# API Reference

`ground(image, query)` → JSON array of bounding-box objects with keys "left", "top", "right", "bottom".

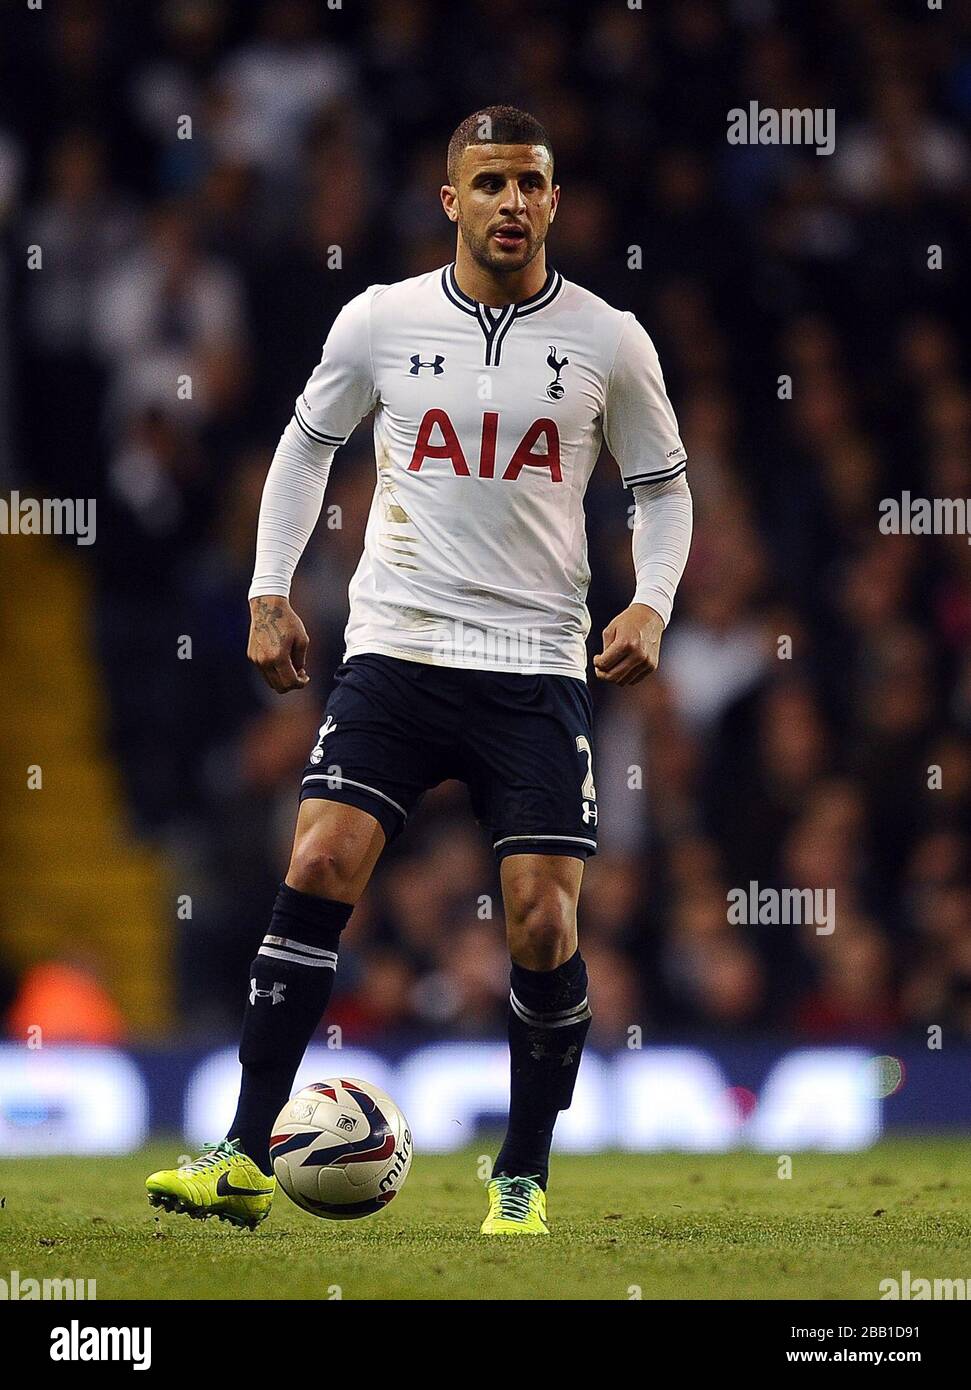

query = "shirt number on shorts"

[{"left": 575, "top": 734, "right": 597, "bottom": 801}]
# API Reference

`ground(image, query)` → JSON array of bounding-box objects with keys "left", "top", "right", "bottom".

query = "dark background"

[{"left": 0, "top": 0, "right": 969, "bottom": 1047}]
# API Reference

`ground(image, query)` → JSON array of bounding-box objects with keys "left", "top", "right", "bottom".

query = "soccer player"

[{"left": 147, "top": 106, "right": 692, "bottom": 1234}]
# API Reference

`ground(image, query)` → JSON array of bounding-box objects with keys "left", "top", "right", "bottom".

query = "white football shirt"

[{"left": 289, "top": 264, "right": 687, "bottom": 678}]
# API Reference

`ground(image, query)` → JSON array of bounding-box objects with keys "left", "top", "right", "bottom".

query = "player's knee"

[
  {"left": 506, "top": 880, "right": 576, "bottom": 968},
  {"left": 287, "top": 832, "right": 363, "bottom": 900}
]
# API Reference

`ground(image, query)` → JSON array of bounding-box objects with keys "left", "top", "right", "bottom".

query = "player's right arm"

[
  {"left": 247, "top": 287, "right": 380, "bottom": 692},
  {"left": 247, "top": 592, "right": 311, "bottom": 693}
]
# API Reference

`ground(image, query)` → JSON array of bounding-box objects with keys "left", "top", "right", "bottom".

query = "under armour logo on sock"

[
  {"left": 529, "top": 1038, "right": 580, "bottom": 1065},
  {"left": 250, "top": 979, "right": 286, "bottom": 1006}
]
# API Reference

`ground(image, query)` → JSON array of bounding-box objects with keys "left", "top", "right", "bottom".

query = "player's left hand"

[{"left": 593, "top": 603, "right": 664, "bottom": 685}]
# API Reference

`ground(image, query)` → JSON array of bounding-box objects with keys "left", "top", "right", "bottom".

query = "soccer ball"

[{"left": 270, "top": 1077, "right": 413, "bottom": 1220}]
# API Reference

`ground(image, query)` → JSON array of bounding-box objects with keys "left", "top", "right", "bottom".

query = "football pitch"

[{"left": 1, "top": 1139, "right": 968, "bottom": 1301}]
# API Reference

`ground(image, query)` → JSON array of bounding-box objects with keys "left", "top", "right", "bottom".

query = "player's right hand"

[{"left": 247, "top": 594, "right": 311, "bottom": 693}]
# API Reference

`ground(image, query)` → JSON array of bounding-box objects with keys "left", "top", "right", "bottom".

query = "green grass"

[{"left": 0, "top": 1140, "right": 968, "bottom": 1300}]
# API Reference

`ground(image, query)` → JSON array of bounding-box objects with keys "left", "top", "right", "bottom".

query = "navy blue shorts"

[{"left": 299, "top": 654, "right": 598, "bottom": 862}]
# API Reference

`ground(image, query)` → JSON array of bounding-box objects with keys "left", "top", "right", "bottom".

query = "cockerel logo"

[
  {"left": 546, "top": 346, "right": 569, "bottom": 399},
  {"left": 309, "top": 714, "right": 337, "bottom": 765}
]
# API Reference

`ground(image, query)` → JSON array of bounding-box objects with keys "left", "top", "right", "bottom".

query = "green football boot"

[
  {"left": 480, "top": 1175, "right": 550, "bottom": 1235},
  {"left": 146, "top": 1139, "right": 275, "bottom": 1229}
]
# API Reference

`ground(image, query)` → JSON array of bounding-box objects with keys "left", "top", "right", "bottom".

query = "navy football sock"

[
  {"left": 493, "top": 949, "right": 592, "bottom": 1189},
  {"left": 226, "top": 884, "right": 352, "bottom": 1174}
]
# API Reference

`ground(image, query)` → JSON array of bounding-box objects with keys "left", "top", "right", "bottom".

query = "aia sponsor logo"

[{"left": 407, "top": 409, "right": 561, "bottom": 481}]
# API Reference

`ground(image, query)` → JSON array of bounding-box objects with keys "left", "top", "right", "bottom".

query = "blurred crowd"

[{"left": 2, "top": 0, "right": 970, "bottom": 1044}]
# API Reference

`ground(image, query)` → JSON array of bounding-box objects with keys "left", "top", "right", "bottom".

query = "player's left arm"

[
  {"left": 596, "top": 313, "right": 693, "bottom": 685},
  {"left": 594, "top": 474, "right": 693, "bottom": 684}
]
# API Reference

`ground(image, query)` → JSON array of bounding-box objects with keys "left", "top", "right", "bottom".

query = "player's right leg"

[
  {"left": 148, "top": 653, "right": 453, "bottom": 1225},
  {"left": 146, "top": 799, "right": 384, "bottom": 1227}
]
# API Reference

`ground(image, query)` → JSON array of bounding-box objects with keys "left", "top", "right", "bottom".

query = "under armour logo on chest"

[{"left": 409, "top": 354, "right": 445, "bottom": 375}]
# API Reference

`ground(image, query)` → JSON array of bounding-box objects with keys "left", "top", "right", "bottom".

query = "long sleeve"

[
  {"left": 249, "top": 285, "right": 380, "bottom": 598},
  {"left": 248, "top": 418, "right": 338, "bottom": 598},
  {"left": 603, "top": 314, "right": 688, "bottom": 486},
  {"left": 630, "top": 473, "right": 693, "bottom": 627}
]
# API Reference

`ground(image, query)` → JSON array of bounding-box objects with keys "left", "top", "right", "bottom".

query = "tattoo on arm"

[{"left": 251, "top": 597, "right": 287, "bottom": 641}]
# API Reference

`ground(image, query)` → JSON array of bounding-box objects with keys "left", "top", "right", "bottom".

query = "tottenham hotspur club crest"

[
  {"left": 546, "top": 345, "right": 569, "bottom": 399},
  {"left": 309, "top": 714, "right": 337, "bottom": 765}
]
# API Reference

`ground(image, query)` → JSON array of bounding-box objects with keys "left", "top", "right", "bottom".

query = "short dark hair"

[{"left": 446, "top": 106, "right": 553, "bottom": 184}]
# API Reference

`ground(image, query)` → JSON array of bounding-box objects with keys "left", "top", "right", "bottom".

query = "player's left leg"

[
  {"left": 481, "top": 852, "right": 591, "bottom": 1235},
  {"left": 457, "top": 666, "right": 596, "bottom": 1233}
]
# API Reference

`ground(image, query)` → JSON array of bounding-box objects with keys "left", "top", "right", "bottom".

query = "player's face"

[{"left": 442, "top": 144, "right": 558, "bottom": 273}]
